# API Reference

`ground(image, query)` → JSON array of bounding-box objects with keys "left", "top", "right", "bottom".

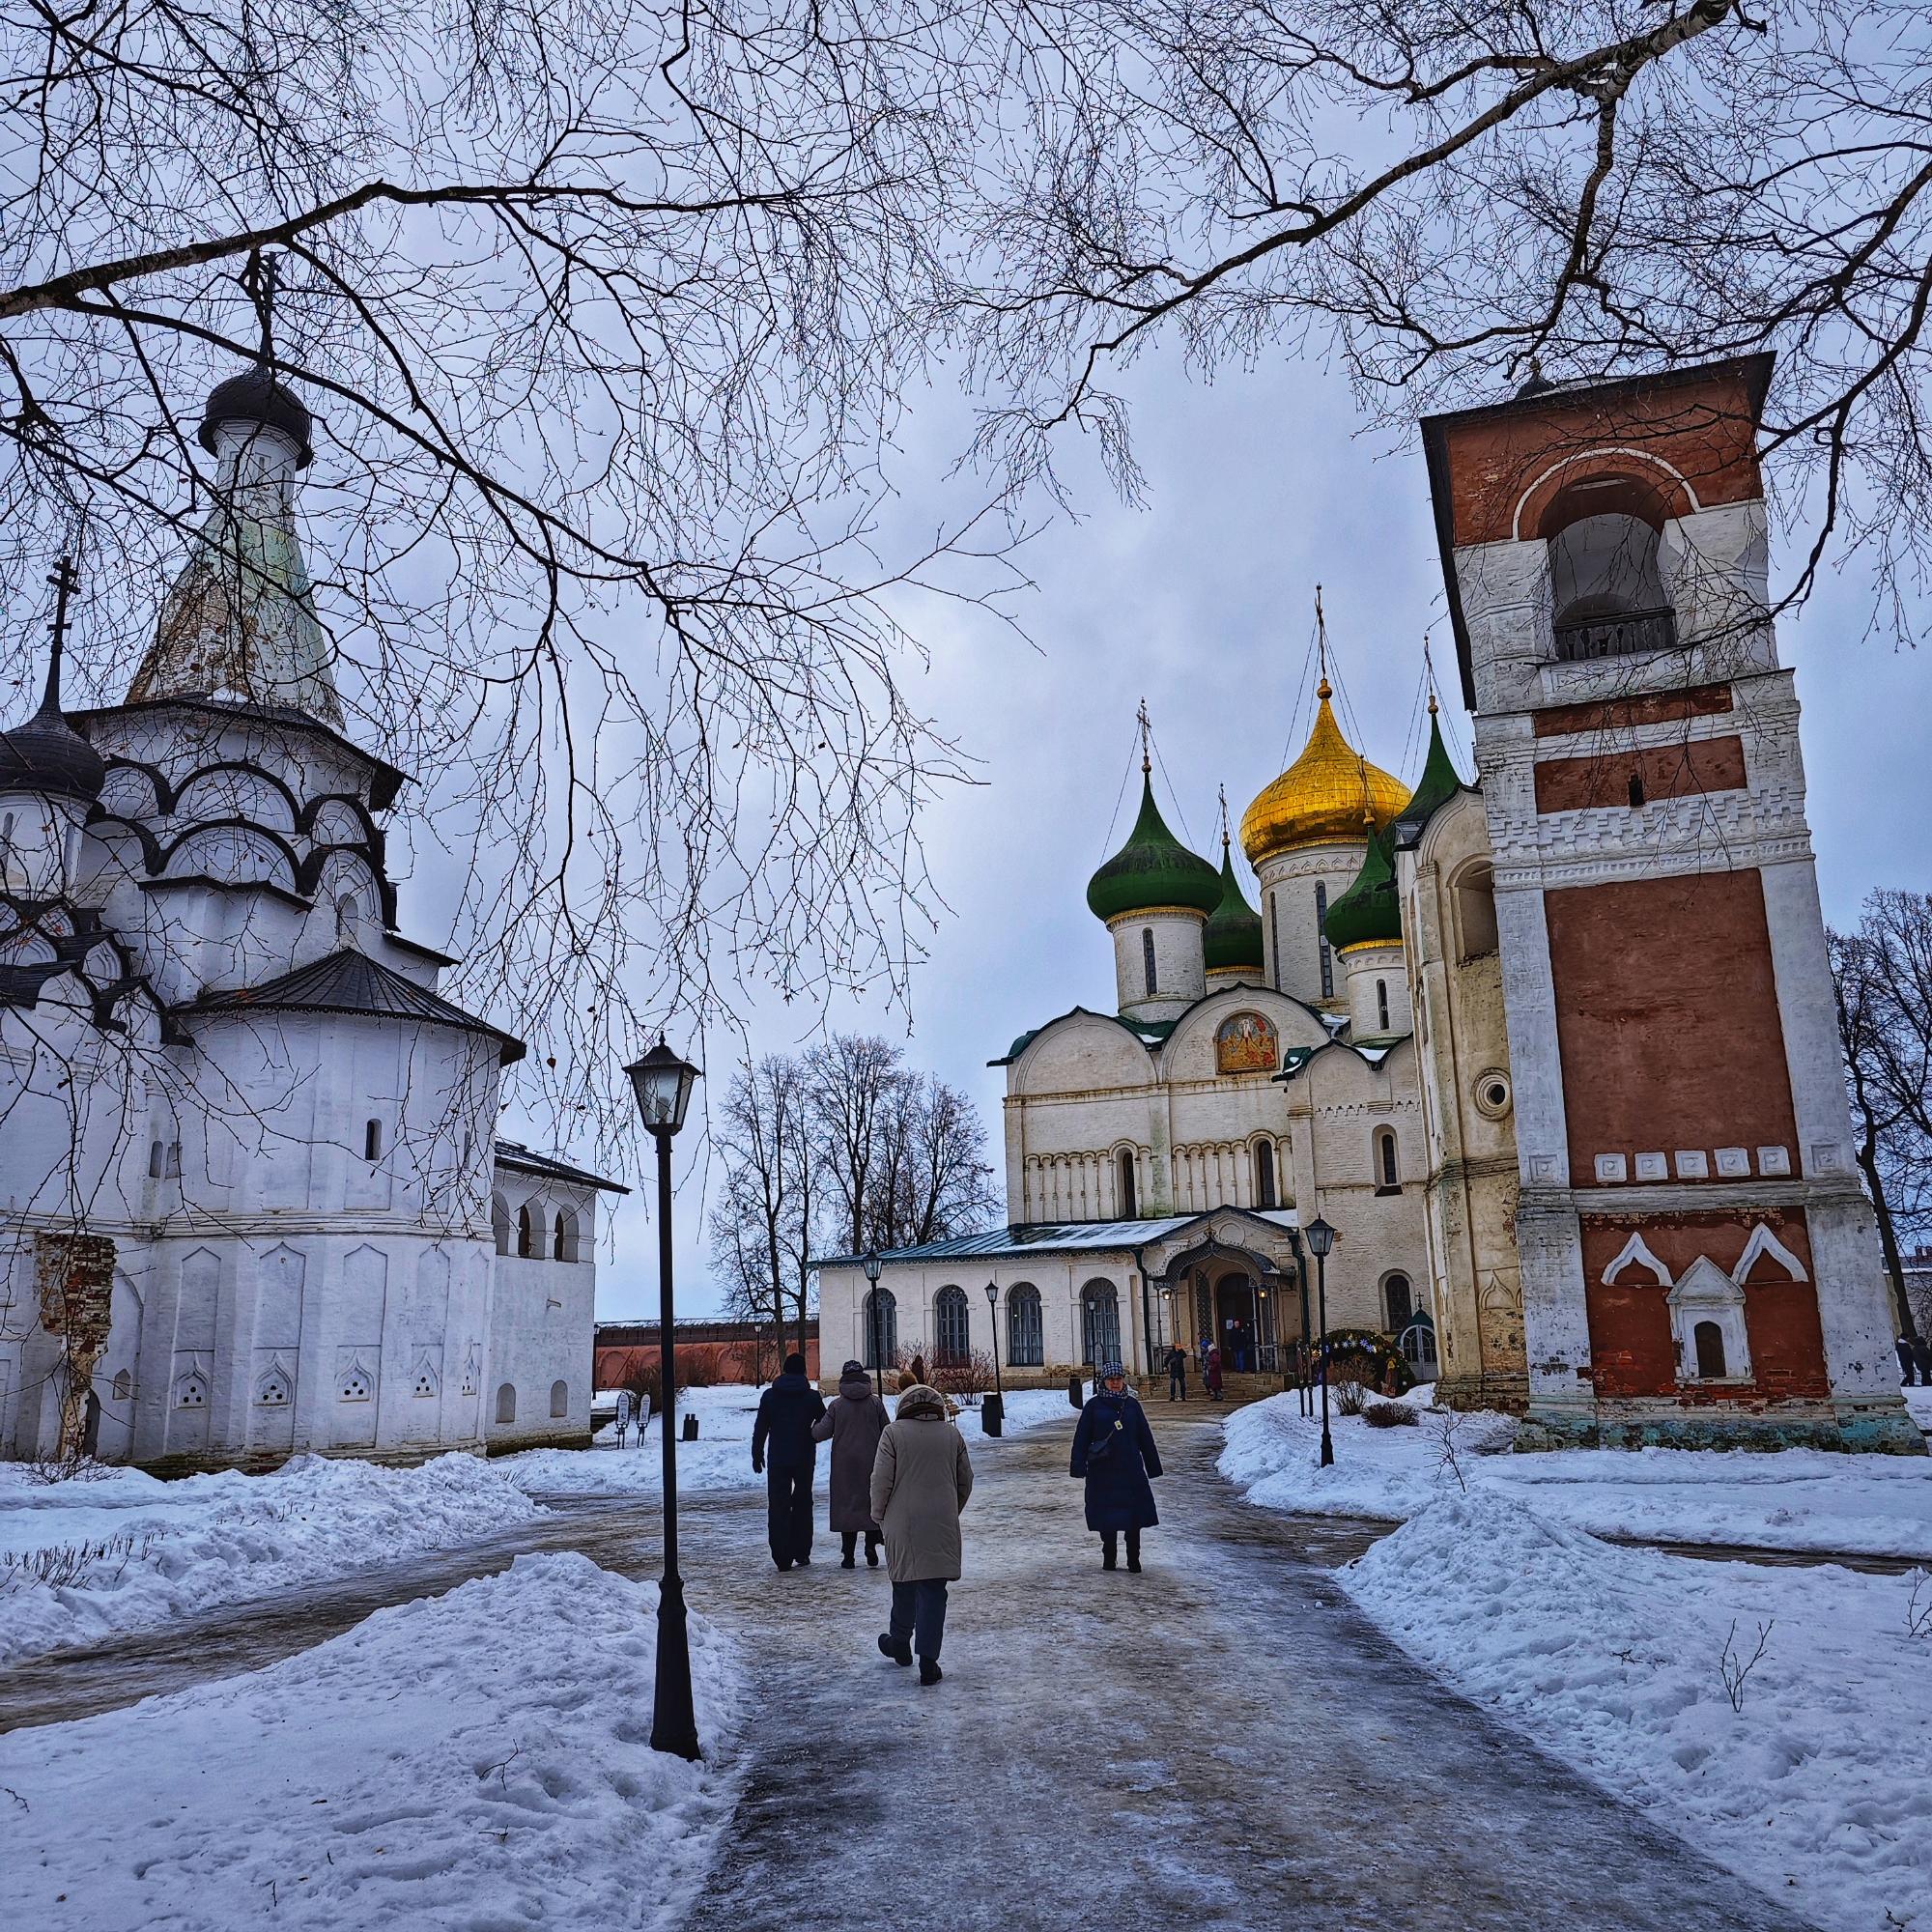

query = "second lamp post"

[
  {"left": 983, "top": 1281, "right": 1004, "bottom": 1435},
  {"left": 1304, "top": 1213, "right": 1337, "bottom": 1468}
]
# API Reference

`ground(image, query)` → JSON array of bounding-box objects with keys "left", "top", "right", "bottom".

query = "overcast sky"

[{"left": 577, "top": 350, "right": 1932, "bottom": 1323}]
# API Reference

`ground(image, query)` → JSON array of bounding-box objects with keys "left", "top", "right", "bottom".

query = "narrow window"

[
  {"left": 1377, "top": 979, "right": 1390, "bottom": 1032},
  {"left": 492, "top": 1194, "right": 512, "bottom": 1256},
  {"left": 1628, "top": 771, "right": 1646, "bottom": 810},
  {"left": 364, "top": 1119, "right": 383, "bottom": 1161},
  {"left": 517, "top": 1204, "right": 534, "bottom": 1259},
  {"left": 149, "top": 1140, "right": 164, "bottom": 1179},
  {"left": 1315, "top": 882, "right": 1333, "bottom": 1000},
  {"left": 1143, "top": 927, "right": 1157, "bottom": 997},
  {"left": 1375, "top": 1128, "right": 1399, "bottom": 1192},
  {"left": 165, "top": 1141, "right": 182, "bottom": 1179},
  {"left": 1385, "top": 1272, "right": 1413, "bottom": 1330},
  {"left": 553, "top": 1210, "right": 567, "bottom": 1261},
  {"left": 550, "top": 1378, "right": 569, "bottom": 1418},
  {"left": 1118, "top": 1148, "right": 1137, "bottom": 1218},
  {"left": 1693, "top": 1321, "right": 1727, "bottom": 1378},
  {"left": 496, "top": 1382, "right": 517, "bottom": 1424},
  {"left": 1255, "top": 1141, "right": 1277, "bottom": 1209},
  {"left": 1268, "top": 892, "right": 1281, "bottom": 991}
]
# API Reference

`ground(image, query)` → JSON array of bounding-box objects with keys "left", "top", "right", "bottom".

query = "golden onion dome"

[{"left": 1240, "top": 680, "right": 1410, "bottom": 866}]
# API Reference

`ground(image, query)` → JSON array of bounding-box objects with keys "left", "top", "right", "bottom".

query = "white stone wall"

[
  {"left": 1255, "top": 843, "right": 1365, "bottom": 1006},
  {"left": 1108, "top": 910, "right": 1207, "bottom": 1022}
]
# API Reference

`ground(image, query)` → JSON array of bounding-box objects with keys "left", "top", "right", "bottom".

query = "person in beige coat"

[{"left": 869, "top": 1381, "right": 974, "bottom": 1686}]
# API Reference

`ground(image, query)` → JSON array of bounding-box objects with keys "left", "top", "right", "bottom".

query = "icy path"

[{"left": 679, "top": 1413, "right": 1808, "bottom": 1932}]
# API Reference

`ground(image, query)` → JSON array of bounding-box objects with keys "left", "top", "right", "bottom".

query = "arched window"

[
  {"left": 1374, "top": 1128, "right": 1400, "bottom": 1192},
  {"left": 1384, "top": 1272, "right": 1413, "bottom": 1331},
  {"left": 1376, "top": 979, "right": 1390, "bottom": 1032},
  {"left": 1456, "top": 864, "right": 1498, "bottom": 959},
  {"left": 550, "top": 1378, "right": 569, "bottom": 1418},
  {"left": 1142, "top": 927, "right": 1157, "bottom": 997},
  {"left": 1314, "top": 882, "right": 1333, "bottom": 999},
  {"left": 1254, "top": 1140, "right": 1277, "bottom": 1209},
  {"left": 491, "top": 1193, "right": 512, "bottom": 1256},
  {"left": 1628, "top": 771, "right": 1646, "bottom": 810},
  {"left": 1007, "top": 1284, "right": 1044, "bottom": 1367},
  {"left": 863, "top": 1288, "right": 897, "bottom": 1369},
  {"left": 1693, "top": 1321, "right": 1727, "bottom": 1379},
  {"left": 364, "top": 1119, "right": 383, "bottom": 1161},
  {"left": 496, "top": 1382, "right": 517, "bottom": 1424},
  {"left": 553, "top": 1209, "right": 579, "bottom": 1262},
  {"left": 1543, "top": 478, "right": 1672, "bottom": 659},
  {"left": 1081, "top": 1281, "right": 1122, "bottom": 1366},
  {"left": 516, "top": 1204, "right": 535, "bottom": 1259},
  {"left": 1118, "top": 1147, "right": 1138, "bottom": 1218},
  {"left": 934, "top": 1285, "right": 971, "bottom": 1364},
  {"left": 149, "top": 1140, "right": 164, "bottom": 1179}
]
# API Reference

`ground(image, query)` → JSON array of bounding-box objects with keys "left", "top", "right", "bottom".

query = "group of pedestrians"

[
  {"left": 1163, "top": 1341, "right": 1224, "bottom": 1401},
  {"left": 747, "top": 1351, "right": 1165, "bottom": 1685}
]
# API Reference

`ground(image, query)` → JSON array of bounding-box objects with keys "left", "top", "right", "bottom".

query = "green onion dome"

[
  {"left": 1398, "top": 698, "right": 1465, "bottom": 836},
  {"left": 1203, "top": 839, "right": 1264, "bottom": 972},
  {"left": 1323, "top": 817, "right": 1403, "bottom": 954},
  {"left": 1087, "top": 775, "right": 1222, "bottom": 923}
]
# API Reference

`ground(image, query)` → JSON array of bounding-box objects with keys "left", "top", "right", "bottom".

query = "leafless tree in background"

[
  {"left": 805, "top": 1034, "right": 905, "bottom": 1256},
  {"left": 705, "top": 1054, "right": 817, "bottom": 1356},
  {"left": 869, "top": 1066, "right": 1001, "bottom": 1248},
  {"left": 1831, "top": 890, "right": 1932, "bottom": 1349}
]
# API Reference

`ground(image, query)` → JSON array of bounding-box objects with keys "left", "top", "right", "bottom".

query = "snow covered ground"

[
  {"left": 1343, "top": 1492, "right": 1931, "bottom": 1932},
  {"left": 1220, "top": 1389, "right": 1932, "bottom": 1559},
  {"left": 0, "top": 1451, "right": 543, "bottom": 1667},
  {"left": 0, "top": 1552, "right": 742, "bottom": 1931}
]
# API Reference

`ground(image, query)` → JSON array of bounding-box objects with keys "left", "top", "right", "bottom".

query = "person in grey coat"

[
  {"left": 869, "top": 1381, "right": 974, "bottom": 1686},
  {"left": 812, "top": 1358, "right": 889, "bottom": 1567}
]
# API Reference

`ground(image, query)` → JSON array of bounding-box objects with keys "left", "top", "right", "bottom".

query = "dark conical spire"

[
  {"left": 1203, "top": 818, "right": 1264, "bottom": 974},
  {"left": 1323, "top": 813, "right": 1403, "bottom": 954},
  {"left": 0, "top": 560, "right": 106, "bottom": 804},
  {"left": 1400, "top": 696, "right": 1466, "bottom": 836}
]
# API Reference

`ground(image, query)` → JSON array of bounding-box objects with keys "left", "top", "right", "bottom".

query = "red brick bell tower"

[{"left": 1421, "top": 357, "right": 1918, "bottom": 1450}]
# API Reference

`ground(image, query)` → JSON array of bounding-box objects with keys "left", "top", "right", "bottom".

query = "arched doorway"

[{"left": 1214, "top": 1272, "right": 1276, "bottom": 1374}]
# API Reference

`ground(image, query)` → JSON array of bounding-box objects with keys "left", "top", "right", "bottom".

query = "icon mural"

[{"left": 1215, "top": 1010, "right": 1279, "bottom": 1076}]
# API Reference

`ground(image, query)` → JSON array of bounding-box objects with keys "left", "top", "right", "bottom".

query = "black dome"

[
  {"left": 0, "top": 693, "right": 105, "bottom": 805},
  {"left": 198, "top": 365, "right": 314, "bottom": 468}
]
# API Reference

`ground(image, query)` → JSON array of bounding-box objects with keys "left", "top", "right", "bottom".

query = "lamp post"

[
  {"left": 1305, "top": 1214, "right": 1336, "bottom": 1467},
  {"left": 863, "top": 1247, "right": 884, "bottom": 1390},
  {"left": 624, "top": 1037, "right": 702, "bottom": 1760},
  {"left": 983, "top": 1282, "right": 1004, "bottom": 1435}
]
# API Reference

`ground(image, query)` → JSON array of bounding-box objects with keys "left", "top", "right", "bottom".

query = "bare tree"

[
  {"left": 870, "top": 1067, "right": 1001, "bottom": 1247},
  {"left": 806, "top": 1034, "right": 904, "bottom": 1256},
  {"left": 1831, "top": 891, "right": 1932, "bottom": 1350},
  {"left": 0, "top": 0, "right": 1031, "bottom": 1169},
  {"left": 705, "top": 1054, "right": 818, "bottom": 1358},
  {"left": 961, "top": 0, "right": 1932, "bottom": 631}
]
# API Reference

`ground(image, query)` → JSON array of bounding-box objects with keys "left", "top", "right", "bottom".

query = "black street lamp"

[
  {"left": 1304, "top": 1214, "right": 1336, "bottom": 1467},
  {"left": 863, "top": 1247, "right": 884, "bottom": 1387},
  {"left": 983, "top": 1281, "right": 1005, "bottom": 1435},
  {"left": 624, "top": 1037, "right": 702, "bottom": 1760}
]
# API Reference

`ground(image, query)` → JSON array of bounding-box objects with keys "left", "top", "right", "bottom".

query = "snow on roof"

[{"left": 818, "top": 1208, "right": 1300, "bottom": 1269}]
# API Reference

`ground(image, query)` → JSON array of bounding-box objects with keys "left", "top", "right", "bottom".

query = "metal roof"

[
  {"left": 177, "top": 947, "right": 526, "bottom": 1064},
  {"left": 495, "top": 1139, "right": 630, "bottom": 1195},
  {"left": 818, "top": 1208, "right": 1300, "bottom": 1269}
]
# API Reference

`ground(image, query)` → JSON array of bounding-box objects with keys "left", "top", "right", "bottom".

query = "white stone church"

[{"left": 0, "top": 366, "right": 623, "bottom": 1471}]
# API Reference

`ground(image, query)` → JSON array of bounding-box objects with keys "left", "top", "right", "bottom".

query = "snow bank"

[
  {"left": 1342, "top": 1492, "right": 1931, "bottom": 1932},
  {"left": 1221, "top": 1391, "right": 1932, "bottom": 1559},
  {"left": 0, "top": 1452, "right": 543, "bottom": 1665},
  {"left": 0, "top": 1551, "right": 742, "bottom": 1931}
]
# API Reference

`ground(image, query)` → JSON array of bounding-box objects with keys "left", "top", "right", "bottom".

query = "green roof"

[
  {"left": 1086, "top": 775, "right": 1221, "bottom": 923},
  {"left": 1323, "top": 823, "right": 1403, "bottom": 953},
  {"left": 1392, "top": 705, "right": 1466, "bottom": 841},
  {"left": 1202, "top": 841, "right": 1264, "bottom": 972}
]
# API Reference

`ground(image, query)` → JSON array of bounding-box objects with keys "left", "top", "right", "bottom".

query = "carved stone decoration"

[{"left": 35, "top": 1230, "right": 118, "bottom": 1461}]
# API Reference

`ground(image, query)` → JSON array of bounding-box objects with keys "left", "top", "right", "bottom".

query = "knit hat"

[
  {"left": 1097, "top": 1360, "right": 1126, "bottom": 1382},
  {"left": 783, "top": 1351, "right": 807, "bottom": 1375},
  {"left": 895, "top": 1383, "right": 945, "bottom": 1420},
  {"left": 840, "top": 1358, "right": 866, "bottom": 1378}
]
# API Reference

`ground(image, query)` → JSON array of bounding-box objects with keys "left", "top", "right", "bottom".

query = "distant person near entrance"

[
  {"left": 813, "top": 1358, "right": 889, "bottom": 1566},
  {"left": 871, "top": 1380, "right": 975, "bottom": 1686},
  {"left": 1166, "top": 1342, "right": 1187, "bottom": 1402},
  {"left": 752, "top": 1352, "right": 826, "bottom": 1571},
  {"left": 1071, "top": 1363, "right": 1163, "bottom": 1572},
  {"left": 1205, "top": 1345, "right": 1224, "bottom": 1402}
]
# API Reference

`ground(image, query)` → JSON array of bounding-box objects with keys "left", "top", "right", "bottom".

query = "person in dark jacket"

[
  {"left": 752, "top": 1353, "right": 827, "bottom": 1571},
  {"left": 1205, "top": 1345, "right": 1224, "bottom": 1401},
  {"left": 1898, "top": 1335, "right": 1918, "bottom": 1386},
  {"left": 1165, "top": 1343, "right": 1187, "bottom": 1402},
  {"left": 1070, "top": 1362, "right": 1163, "bottom": 1571},
  {"left": 812, "top": 1358, "right": 889, "bottom": 1566}
]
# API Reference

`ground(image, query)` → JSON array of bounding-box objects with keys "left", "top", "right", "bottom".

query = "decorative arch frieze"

[
  {"left": 1600, "top": 1231, "right": 1673, "bottom": 1288},
  {"left": 1733, "top": 1222, "right": 1807, "bottom": 1284}
]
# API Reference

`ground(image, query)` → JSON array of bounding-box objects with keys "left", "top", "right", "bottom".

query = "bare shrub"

[
  {"left": 929, "top": 1350, "right": 996, "bottom": 1401},
  {"left": 1333, "top": 1379, "right": 1367, "bottom": 1418},
  {"left": 0, "top": 1529, "right": 153, "bottom": 1596},
  {"left": 1431, "top": 1407, "right": 1469, "bottom": 1494},
  {"left": 1718, "top": 1620, "right": 1774, "bottom": 1714},
  {"left": 1363, "top": 1402, "right": 1418, "bottom": 1429},
  {"left": 1906, "top": 1571, "right": 1932, "bottom": 1642}
]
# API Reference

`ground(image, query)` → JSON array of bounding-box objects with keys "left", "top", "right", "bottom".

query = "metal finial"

[
  {"left": 1136, "top": 696, "right": 1151, "bottom": 776},
  {"left": 1423, "top": 633, "right": 1439, "bottom": 715},
  {"left": 1218, "top": 782, "right": 1231, "bottom": 850},
  {"left": 1315, "top": 585, "right": 1332, "bottom": 700},
  {"left": 240, "top": 249, "right": 284, "bottom": 363},
  {"left": 41, "top": 556, "right": 78, "bottom": 716}
]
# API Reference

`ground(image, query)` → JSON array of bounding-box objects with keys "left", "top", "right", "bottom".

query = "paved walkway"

[{"left": 680, "top": 1411, "right": 1809, "bottom": 1932}]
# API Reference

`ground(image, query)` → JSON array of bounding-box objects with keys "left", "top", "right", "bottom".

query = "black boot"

[
  {"left": 919, "top": 1657, "right": 943, "bottom": 1686},
  {"left": 841, "top": 1532, "right": 857, "bottom": 1569},
  {"left": 866, "top": 1538, "right": 881, "bottom": 1569},
  {"left": 1126, "top": 1532, "right": 1142, "bottom": 1574},
  {"left": 878, "top": 1632, "right": 912, "bottom": 1666},
  {"left": 1101, "top": 1537, "right": 1117, "bottom": 1572}
]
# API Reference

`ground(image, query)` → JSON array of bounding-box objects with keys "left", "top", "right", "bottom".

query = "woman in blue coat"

[{"left": 1070, "top": 1362, "right": 1163, "bottom": 1571}]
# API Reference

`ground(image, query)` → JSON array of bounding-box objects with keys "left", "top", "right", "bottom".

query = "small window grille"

[
  {"left": 1142, "top": 927, "right": 1157, "bottom": 997},
  {"left": 257, "top": 1369, "right": 292, "bottom": 1406},
  {"left": 1315, "top": 883, "right": 1333, "bottom": 999},
  {"left": 338, "top": 1364, "right": 373, "bottom": 1403},
  {"left": 364, "top": 1119, "right": 383, "bottom": 1161},
  {"left": 1377, "top": 979, "right": 1390, "bottom": 1032},
  {"left": 175, "top": 1373, "right": 208, "bottom": 1409}
]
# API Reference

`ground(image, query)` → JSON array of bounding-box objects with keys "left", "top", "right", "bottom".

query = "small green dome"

[
  {"left": 1087, "top": 775, "right": 1221, "bottom": 923},
  {"left": 1203, "top": 841, "right": 1264, "bottom": 972},
  {"left": 1324, "top": 821, "right": 1403, "bottom": 953},
  {"left": 1397, "top": 701, "right": 1465, "bottom": 838}
]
